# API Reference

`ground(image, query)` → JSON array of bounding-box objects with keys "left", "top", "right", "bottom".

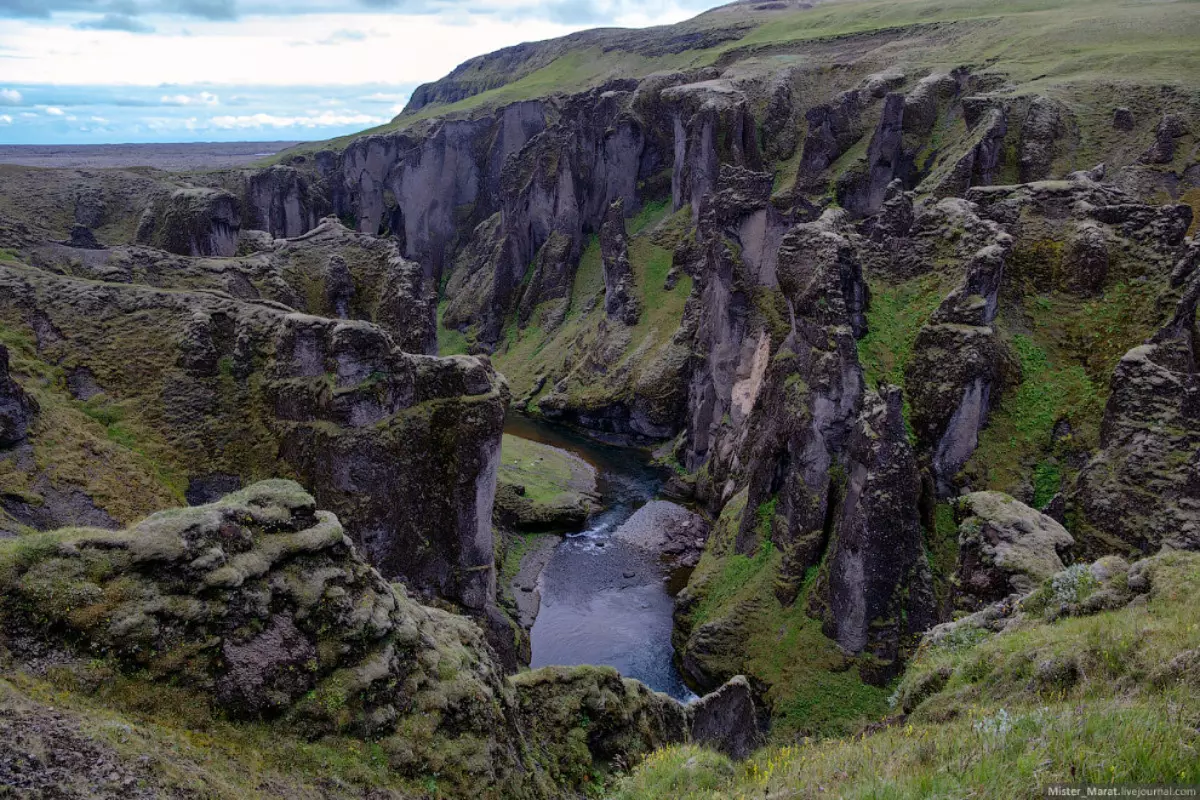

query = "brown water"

[{"left": 504, "top": 413, "right": 696, "bottom": 702}]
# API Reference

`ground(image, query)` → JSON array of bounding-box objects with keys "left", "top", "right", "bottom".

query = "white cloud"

[
  {"left": 0, "top": 115, "right": 13, "bottom": 125},
  {"left": 208, "top": 110, "right": 388, "bottom": 129},
  {"left": 160, "top": 91, "right": 220, "bottom": 105},
  {"left": 361, "top": 91, "right": 408, "bottom": 103},
  {"left": 0, "top": 89, "right": 22, "bottom": 105},
  {"left": 0, "top": 13, "right": 628, "bottom": 86},
  {"left": 45, "top": 106, "right": 65, "bottom": 115}
]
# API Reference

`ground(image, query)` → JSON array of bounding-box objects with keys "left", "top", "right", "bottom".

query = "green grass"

[
  {"left": 618, "top": 551, "right": 1200, "bottom": 799},
  {"left": 0, "top": 319, "right": 187, "bottom": 525},
  {"left": 2, "top": 672, "right": 424, "bottom": 799},
  {"left": 680, "top": 493, "right": 892, "bottom": 739},
  {"left": 858, "top": 273, "right": 955, "bottom": 389},
  {"left": 437, "top": 299, "right": 471, "bottom": 356},
  {"left": 491, "top": 202, "right": 692, "bottom": 404},
  {"left": 966, "top": 331, "right": 1103, "bottom": 495},
  {"left": 269, "top": 0, "right": 1200, "bottom": 166},
  {"left": 498, "top": 434, "right": 591, "bottom": 505}
]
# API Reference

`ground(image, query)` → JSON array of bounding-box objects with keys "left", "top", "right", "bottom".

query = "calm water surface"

[{"left": 504, "top": 413, "right": 696, "bottom": 702}]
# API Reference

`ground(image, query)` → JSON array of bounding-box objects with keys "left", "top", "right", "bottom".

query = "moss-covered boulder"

[
  {"left": 136, "top": 188, "right": 241, "bottom": 257},
  {"left": 0, "top": 481, "right": 542, "bottom": 797},
  {"left": 952, "top": 491, "right": 1074, "bottom": 611},
  {"left": 494, "top": 434, "right": 597, "bottom": 532}
]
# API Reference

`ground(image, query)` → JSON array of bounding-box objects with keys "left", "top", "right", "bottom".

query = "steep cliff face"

[
  {"left": 1072, "top": 244, "right": 1200, "bottom": 555},
  {"left": 0, "top": 261, "right": 503, "bottom": 621},
  {"left": 136, "top": 187, "right": 241, "bottom": 257},
  {"left": 0, "top": 484, "right": 761, "bottom": 797}
]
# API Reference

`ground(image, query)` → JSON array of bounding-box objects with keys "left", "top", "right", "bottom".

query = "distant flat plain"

[{"left": 0, "top": 141, "right": 301, "bottom": 171}]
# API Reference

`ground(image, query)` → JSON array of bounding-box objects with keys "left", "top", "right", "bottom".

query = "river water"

[{"left": 503, "top": 414, "right": 697, "bottom": 702}]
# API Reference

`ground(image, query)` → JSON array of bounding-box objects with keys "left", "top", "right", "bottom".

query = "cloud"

[
  {"left": 0, "top": 0, "right": 240, "bottom": 20},
  {"left": 0, "top": 88, "right": 22, "bottom": 105},
  {"left": 75, "top": 13, "right": 156, "bottom": 33},
  {"left": 0, "top": 114, "right": 12, "bottom": 124},
  {"left": 45, "top": 106, "right": 65, "bottom": 115},
  {"left": 163, "top": 0, "right": 238, "bottom": 20},
  {"left": 360, "top": 91, "right": 408, "bottom": 103},
  {"left": 209, "top": 110, "right": 387, "bottom": 129},
  {"left": 160, "top": 91, "right": 220, "bottom": 105}
]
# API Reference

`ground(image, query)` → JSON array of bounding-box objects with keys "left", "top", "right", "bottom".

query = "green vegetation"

[
  {"left": 0, "top": 319, "right": 186, "bottom": 525},
  {"left": 619, "top": 551, "right": 1200, "bottom": 799},
  {"left": 437, "top": 299, "right": 471, "bottom": 356},
  {"left": 2, "top": 673, "right": 420, "bottom": 798},
  {"left": 858, "top": 273, "right": 955, "bottom": 389},
  {"left": 680, "top": 493, "right": 892, "bottom": 739},
  {"left": 966, "top": 331, "right": 1102, "bottom": 496},
  {"left": 269, "top": 0, "right": 1200, "bottom": 168},
  {"left": 492, "top": 202, "right": 693, "bottom": 409},
  {"left": 499, "top": 434, "right": 593, "bottom": 507}
]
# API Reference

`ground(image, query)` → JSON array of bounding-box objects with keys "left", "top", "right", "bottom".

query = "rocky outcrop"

[
  {"left": 0, "top": 481, "right": 538, "bottom": 796},
  {"left": 0, "top": 264, "right": 505, "bottom": 619},
  {"left": 66, "top": 224, "right": 103, "bottom": 250},
  {"left": 664, "top": 79, "right": 762, "bottom": 217},
  {"left": 243, "top": 166, "right": 327, "bottom": 239},
  {"left": 136, "top": 188, "right": 241, "bottom": 257},
  {"left": 1139, "top": 113, "right": 1190, "bottom": 165},
  {"left": 441, "top": 86, "right": 652, "bottom": 346},
  {"left": 601, "top": 200, "right": 641, "bottom": 325},
  {"left": 795, "top": 88, "right": 865, "bottom": 195},
  {"left": 812, "top": 388, "right": 935, "bottom": 682},
  {"left": 952, "top": 491, "right": 1075, "bottom": 611},
  {"left": 31, "top": 216, "right": 437, "bottom": 356},
  {"left": 0, "top": 344, "right": 38, "bottom": 448},
  {"left": 1072, "top": 249, "right": 1200, "bottom": 555},
  {"left": 687, "top": 674, "right": 762, "bottom": 760},
  {"left": 906, "top": 227, "right": 1013, "bottom": 496}
]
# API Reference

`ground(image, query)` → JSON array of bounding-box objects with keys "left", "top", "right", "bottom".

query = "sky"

[{"left": 0, "top": 0, "right": 715, "bottom": 145}]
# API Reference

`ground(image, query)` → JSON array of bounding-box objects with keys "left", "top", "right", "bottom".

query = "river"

[{"left": 503, "top": 413, "right": 697, "bottom": 702}]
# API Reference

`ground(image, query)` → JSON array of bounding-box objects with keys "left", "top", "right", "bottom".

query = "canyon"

[{"left": 0, "top": 0, "right": 1199, "bottom": 796}]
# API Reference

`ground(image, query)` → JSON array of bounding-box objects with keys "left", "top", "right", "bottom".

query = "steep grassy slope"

[
  {"left": 619, "top": 551, "right": 1200, "bottom": 798},
  {"left": 273, "top": 0, "right": 1200, "bottom": 162}
]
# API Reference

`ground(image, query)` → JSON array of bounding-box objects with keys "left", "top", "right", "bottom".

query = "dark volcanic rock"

[
  {"left": 952, "top": 491, "right": 1074, "bottom": 612},
  {"left": 814, "top": 387, "right": 935, "bottom": 682},
  {"left": 1072, "top": 252, "right": 1200, "bottom": 555},
  {"left": 136, "top": 187, "right": 241, "bottom": 257},
  {"left": 0, "top": 265, "right": 506, "bottom": 615},
  {"left": 1139, "top": 113, "right": 1190, "bottom": 165},
  {"left": 66, "top": 223, "right": 103, "bottom": 250},
  {"left": 244, "top": 165, "right": 326, "bottom": 238},
  {"left": 0, "top": 345, "right": 38, "bottom": 448},
  {"left": 601, "top": 199, "right": 641, "bottom": 325},
  {"left": 688, "top": 674, "right": 762, "bottom": 760},
  {"left": 907, "top": 232, "right": 1013, "bottom": 496}
]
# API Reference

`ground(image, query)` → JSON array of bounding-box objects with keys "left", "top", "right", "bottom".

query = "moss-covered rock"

[
  {"left": 136, "top": 188, "right": 241, "bottom": 257},
  {"left": 0, "top": 263, "right": 506, "bottom": 619},
  {"left": 952, "top": 491, "right": 1074, "bottom": 611},
  {"left": 0, "top": 481, "right": 545, "bottom": 797}
]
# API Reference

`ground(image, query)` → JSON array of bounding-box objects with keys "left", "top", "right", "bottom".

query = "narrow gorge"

[{"left": 1, "top": 0, "right": 1199, "bottom": 796}]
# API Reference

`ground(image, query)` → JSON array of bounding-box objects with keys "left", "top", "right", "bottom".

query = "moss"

[
  {"left": 858, "top": 272, "right": 955, "bottom": 390},
  {"left": 680, "top": 492, "right": 890, "bottom": 738},
  {"left": 621, "top": 552, "right": 1200, "bottom": 799}
]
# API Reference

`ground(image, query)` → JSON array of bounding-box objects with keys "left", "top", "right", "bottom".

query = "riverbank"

[
  {"left": 495, "top": 433, "right": 599, "bottom": 532},
  {"left": 500, "top": 413, "right": 702, "bottom": 701}
]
